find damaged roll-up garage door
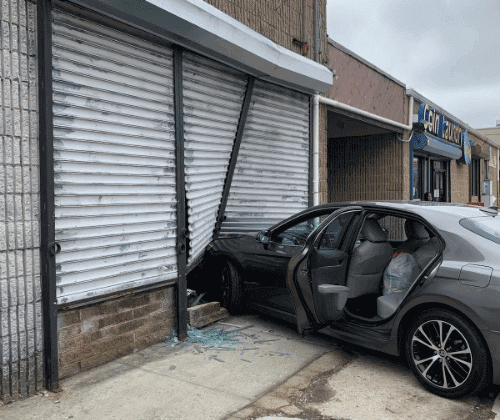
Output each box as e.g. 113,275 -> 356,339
51,8 -> 178,304
220,81 -> 311,235
182,53 -> 247,266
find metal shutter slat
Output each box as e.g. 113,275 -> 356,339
221,80 -> 310,235
53,9 -> 177,304
183,52 -> 247,265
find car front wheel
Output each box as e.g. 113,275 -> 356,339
405,309 -> 490,399
220,260 -> 244,314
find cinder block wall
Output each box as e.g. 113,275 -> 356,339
58,286 -> 176,379
204,0 -> 328,66
0,0 -> 43,401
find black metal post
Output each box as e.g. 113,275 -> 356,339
308,97 -> 314,207
214,77 -> 255,237
409,146 -> 414,200
37,0 -> 60,392
173,47 -> 188,340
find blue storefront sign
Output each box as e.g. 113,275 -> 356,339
416,102 -> 470,164
459,130 -> 472,165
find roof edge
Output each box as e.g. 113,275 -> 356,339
66,0 -> 333,93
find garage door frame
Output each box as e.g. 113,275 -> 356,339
38,0 -> 192,391
38,0 -> 60,394
38,0 -> 314,392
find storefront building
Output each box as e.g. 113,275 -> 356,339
321,39 -> 499,208
1,0 -> 332,400
408,90 -> 498,206
320,39 -> 410,205
477,121 -> 500,200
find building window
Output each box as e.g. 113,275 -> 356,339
471,158 -> 480,197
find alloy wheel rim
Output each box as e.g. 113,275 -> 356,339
411,319 -> 473,389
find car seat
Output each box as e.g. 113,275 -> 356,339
346,219 -> 394,298
394,219 -> 430,254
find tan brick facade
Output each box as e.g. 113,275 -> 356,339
318,103 -> 328,204
412,100 -> 499,205
467,134 -> 498,205
323,39 -> 500,206
204,0 -> 328,66
322,40 -> 409,205
327,133 -> 405,202
57,286 -> 176,380
450,160 -> 469,204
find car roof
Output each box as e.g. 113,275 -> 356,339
310,201 -> 494,221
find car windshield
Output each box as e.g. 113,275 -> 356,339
459,216 -> 500,245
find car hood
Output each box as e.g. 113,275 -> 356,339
210,234 -> 260,255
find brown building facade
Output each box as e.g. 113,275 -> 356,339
321,39 -> 499,208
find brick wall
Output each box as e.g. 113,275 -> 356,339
327,133 -> 405,202
204,0 -> 328,66
58,286 -> 176,380
318,103 -> 328,204
327,41 -> 407,125
450,160 -> 469,204
450,135 -> 499,205
0,0 -> 42,401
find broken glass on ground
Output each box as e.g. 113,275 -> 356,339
161,323 -> 295,362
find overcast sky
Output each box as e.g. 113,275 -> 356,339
326,0 -> 500,129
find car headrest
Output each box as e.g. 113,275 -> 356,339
404,219 -> 430,240
361,219 -> 388,243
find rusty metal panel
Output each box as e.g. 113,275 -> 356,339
52,8 -> 177,304
221,80 -> 310,234
327,43 -> 406,124
183,52 -> 247,264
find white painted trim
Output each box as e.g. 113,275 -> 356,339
68,0 -> 333,93
312,95 -> 320,206
319,96 -> 412,131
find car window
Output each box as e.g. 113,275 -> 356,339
274,213 -> 331,246
460,217 -> 500,245
318,212 -> 355,250
377,215 -> 406,241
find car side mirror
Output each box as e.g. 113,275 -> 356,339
257,231 -> 270,244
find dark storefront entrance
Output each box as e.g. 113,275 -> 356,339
412,155 -> 449,202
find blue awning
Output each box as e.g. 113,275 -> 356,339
411,132 -> 462,160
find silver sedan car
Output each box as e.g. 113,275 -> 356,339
200,202 -> 500,398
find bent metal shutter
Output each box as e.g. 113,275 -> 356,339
52,8 -> 177,304
183,52 -> 246,265
221,80 -> 310,234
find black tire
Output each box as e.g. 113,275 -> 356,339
220,260 -> 244,314
405,309 -> 490,399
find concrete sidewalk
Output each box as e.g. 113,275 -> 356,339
1,314 -> 496,420
0,315 -> 335,420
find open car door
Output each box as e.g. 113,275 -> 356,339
286,206 -> 363,333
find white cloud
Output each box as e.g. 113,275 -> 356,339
326,0 -> 500,127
